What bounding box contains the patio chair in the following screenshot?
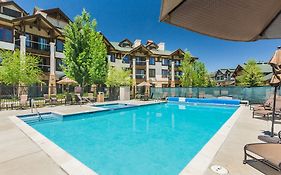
[65,93,73,105]
[44,94,50,104]
[82,93,96,102]
[244,143,281,171]
[50,95,58,105]
[250,96,274,111]
[19,95,28,109]
[74,94,87,105]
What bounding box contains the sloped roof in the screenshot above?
[241,63,272,73]
[0,1,28,15]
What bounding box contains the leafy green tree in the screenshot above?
[63,9,108,91]
[179,51,209,87]
[0,50,42,85]
[0,50,42,95]
[236,59,264,87]
[106,67,131,87]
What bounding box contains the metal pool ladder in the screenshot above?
[31,99,43,121]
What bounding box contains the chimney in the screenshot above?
[146,40,153,45]
[158,42,165,51]
[133,39,141,47]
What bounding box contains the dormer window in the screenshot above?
[146,42,158,50]
[118,39,132,48]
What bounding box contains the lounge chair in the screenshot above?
[65,93,73,105]
[44,94,50,104]
[50,95,58,105]
[82,93,96,102]
[250,96,274,111]
[74,94,87,105]
[244,143,281,171]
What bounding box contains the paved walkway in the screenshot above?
[204,106,281,175]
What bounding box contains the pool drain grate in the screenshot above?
[211,165,229,175]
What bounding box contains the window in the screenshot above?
[38,37,49,51]
[136,69,145,79]
[149,69,155,78]
[56,59,63,71]
[136,57,146,65]
[25,33,31,48]
[175,60,181,66]
[162,58,169,66]
[110,54,115,62]
[2,7,21,18]
[162,69,169,78]
[56,40,64,52]
[123,55,130,64]
[149,57,155,65]
[0,27,12,42]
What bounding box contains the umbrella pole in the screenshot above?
[271,86,278,137]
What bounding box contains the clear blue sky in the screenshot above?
[16,0,281,72]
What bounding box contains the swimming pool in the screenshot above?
[20,103,238,175]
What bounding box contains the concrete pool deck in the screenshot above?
[0,100,280,175]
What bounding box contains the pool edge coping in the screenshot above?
[9,115,99,175]
[179,105,245,175]
[9,101,242,175]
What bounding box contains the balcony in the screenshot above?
[136,74,145,79]
[136,61,146,66]
[15,39,50,53]
[38,64,50,72]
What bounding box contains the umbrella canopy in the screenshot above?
[269,47,281,86]
[160,0,281,41]
[57,77,78,85]
[137,81,152,87]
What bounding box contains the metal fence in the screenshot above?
[151,86,280,104]
[0,84,120,110]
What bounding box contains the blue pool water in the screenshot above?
[23,103,237,175]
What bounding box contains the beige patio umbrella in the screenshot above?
[160,0,281,41]
[57,77,77,92]
[269,47,281,136]
[160,0,281,136]
[137,81,152,95]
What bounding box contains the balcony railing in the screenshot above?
[15,39,50,52]
[136,61,146,66]
[38,64,50,72]
[136,74,145,79]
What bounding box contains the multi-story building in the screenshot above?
[212,68,236,86]
[103,38,188,89]
[0,0,68,94]
[0,1,192,96]
[232,62,272,85]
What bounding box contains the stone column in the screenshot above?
[20,35,26,56]
[171,60,175,87]
[132,58,136,97]
[48,42,57,96]
[146,58,149,81]
[18,35,27,96]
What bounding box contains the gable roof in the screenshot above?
[41,8,71,22]
[0,1,28,15]
[118,39,132,47]
[129,44,153,55]
[12,14,62,36]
